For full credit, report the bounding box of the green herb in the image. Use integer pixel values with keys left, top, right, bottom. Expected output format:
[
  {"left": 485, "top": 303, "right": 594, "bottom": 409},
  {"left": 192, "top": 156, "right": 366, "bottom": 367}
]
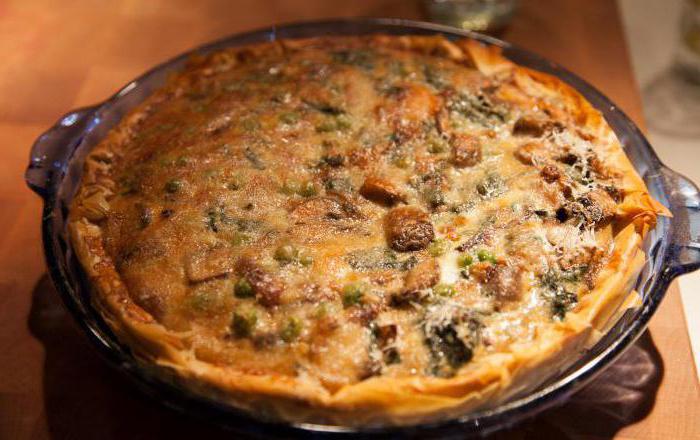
[
  {"left": 551, "top": 290, "right": 578, "bottom": 320},
  {"left": 447, "top": 92, "right": 508, "bottom": 125},
  {"left": 234, "top": 278, "right": 254, "bottom": 298},
  {"left": 539, "top": 267, "right": 586, "bottom": 320},
  {"left": 345, "top": 247, "right": 416, "bottom": 271},
  {"left": 423, "top": 308, "right": 482, "bottom": 377},
  {"left": 342, "top": 283, "right": 365, "bottom": 307},
  {"left": 331, "top": 50, "right": 375, "bottom": 70}
]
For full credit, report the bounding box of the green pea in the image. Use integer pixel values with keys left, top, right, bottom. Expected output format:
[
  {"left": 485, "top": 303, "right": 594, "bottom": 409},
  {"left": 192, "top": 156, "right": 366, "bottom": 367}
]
[
  {"left": 457, "top": 254, "right": 474, "bottom": 268},
  {"left": 280, "top": 317, "right": 302, "bottom": 342},
  {"left": 427, "top": 138, "right": 447, "bottom": 154},
  {"left": 315, "top": 302, "right": 328, "bottom": 319},
  {"left": 274, "top": 244, "right": 298, "bottom": 263},
  {"left": 335, "top": 114, "right": 352, "bottom": 130},
  {"left": 298, "top": 181, "right": 318, "bottom": 197},
  {"left": 280, "top": 179, "right": 301, "bottom": 195},
  {"left": 299, "top": 254, "right": 314, "bottom": 267},
  {"left": 392, "top": 155, "right": 411, "bottom": 169},
  {"left": 477, "top": 249, "right": 497, "bottom": 263},
  {"left": 433, "top": 283, "right": 456, "bottom": 297},
  {"left": 234, "top": 278, "right": 254, "bottom": 298},
  {"left": 230, "top": 232, "right": 250, "bottom": 246},
  {"left": 232, "top": 311, "right": 257, "bottom": 337},
  {"left": 165, "top": 179, "right": 182, "bottom": 193},
  {"left": 342, "top": 283, "right": 364, "bottom": 307},
  {"left": 428, "top": 239, "right": 449, "bottom": 257},
  {"left": 279, "top": 112, "right": 300, "bottom": 125}
]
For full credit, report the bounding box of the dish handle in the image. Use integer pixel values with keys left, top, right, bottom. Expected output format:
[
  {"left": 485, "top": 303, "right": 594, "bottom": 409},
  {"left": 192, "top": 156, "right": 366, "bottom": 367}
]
[
  {"left": 658, "top": 166, "right": 700, "bottom": 276},
  {"left": 25, "top": 106, "right": 98, "bottom": 199}
]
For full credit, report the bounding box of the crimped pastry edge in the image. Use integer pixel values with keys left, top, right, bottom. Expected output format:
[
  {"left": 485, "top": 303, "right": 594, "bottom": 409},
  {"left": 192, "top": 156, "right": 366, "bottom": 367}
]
[{"left": 67, "top": 35, "right": 667, "bottom": 427}]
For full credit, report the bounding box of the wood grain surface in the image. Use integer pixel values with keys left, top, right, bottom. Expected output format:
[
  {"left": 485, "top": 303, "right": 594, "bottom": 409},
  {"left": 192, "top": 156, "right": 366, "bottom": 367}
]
[{"left": 0, "top": 1, "right": 698, "bottom": 438}]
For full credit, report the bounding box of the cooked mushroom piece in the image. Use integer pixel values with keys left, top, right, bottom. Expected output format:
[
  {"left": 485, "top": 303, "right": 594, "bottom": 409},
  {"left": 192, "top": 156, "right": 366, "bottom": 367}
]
[
  {"left": 484, "top": 263, "right": 523, "bottom": 302},
  {"left": 385, "top": 206, "right": 435, "bottom": 252},
  {"left": 514, "top": 142, "right": 550, "bottom": 165},
  {"left": 235, "top": 257, "right": 284, "bottom": 307},
  {"left": 559, "top": 188, "right": 616, "bottom": 227},
  {"left": 359, "top": 176, "right": 405, "bottom": 206},
  {"left": 512, "top": 115, "right": 562, "bottom": 137},
  {"left": 540, "top": 164, "right": 561, "bottom": 183},
  {"left": 392, "top": 258, "right": 440, "bottom": 305},
  {"left": 451, "top": 134, "right": 482, "bottom": 167}
]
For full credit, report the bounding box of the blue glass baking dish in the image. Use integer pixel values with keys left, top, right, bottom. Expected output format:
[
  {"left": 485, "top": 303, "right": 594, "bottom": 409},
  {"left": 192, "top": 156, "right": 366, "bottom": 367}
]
[{"left": 24, "top": 18, "right": 700, "bottom": 438}]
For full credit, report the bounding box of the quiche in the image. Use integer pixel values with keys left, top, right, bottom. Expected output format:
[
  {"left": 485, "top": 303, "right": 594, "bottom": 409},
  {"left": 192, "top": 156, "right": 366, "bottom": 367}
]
[{"left": 68, "top": 35, "right": 667, "bottom": 426}]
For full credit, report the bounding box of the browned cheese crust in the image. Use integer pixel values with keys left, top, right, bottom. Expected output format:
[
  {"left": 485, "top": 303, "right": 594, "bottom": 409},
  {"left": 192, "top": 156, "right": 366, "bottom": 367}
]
[{"left": 68, "top": 35, "right": 668, "bottom": 426}]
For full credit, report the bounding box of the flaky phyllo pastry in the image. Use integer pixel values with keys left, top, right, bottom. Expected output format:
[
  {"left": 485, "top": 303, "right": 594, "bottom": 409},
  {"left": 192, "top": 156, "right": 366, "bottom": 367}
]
[{"left": 69, "top": 35, "right": 668, "bottom": 426}]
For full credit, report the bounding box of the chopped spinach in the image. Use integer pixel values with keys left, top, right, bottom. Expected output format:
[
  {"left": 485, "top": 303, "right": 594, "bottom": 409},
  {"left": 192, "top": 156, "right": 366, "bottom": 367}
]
[
  {"left": 476, "top": 174, "right": 506, "bottom": 199},
  {"left": 345, "top": 247, "right": 417, "bottom": 271},
  {"left": 332, "top": 50, "right": 375, "bottom": 70},
  {"left": 423, "top": 304, "right": 482, "bottom": 377},
  {"left": 539, "top": 266, "right": 587, "bottom": 319},
  {"left": 447, "top": 91, "right": 508, "bottom": 125}
]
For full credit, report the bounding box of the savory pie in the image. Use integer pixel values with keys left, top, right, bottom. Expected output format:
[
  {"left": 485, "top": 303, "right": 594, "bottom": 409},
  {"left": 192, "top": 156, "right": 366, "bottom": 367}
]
[{"left": 68, "top": 35, "right": 667, "bottom": 426}]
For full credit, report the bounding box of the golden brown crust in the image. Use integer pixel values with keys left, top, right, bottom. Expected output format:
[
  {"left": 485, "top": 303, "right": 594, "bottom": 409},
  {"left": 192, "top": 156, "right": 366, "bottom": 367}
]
[{"left": 68, "top": 35, "right": 666, "bottom": 426}]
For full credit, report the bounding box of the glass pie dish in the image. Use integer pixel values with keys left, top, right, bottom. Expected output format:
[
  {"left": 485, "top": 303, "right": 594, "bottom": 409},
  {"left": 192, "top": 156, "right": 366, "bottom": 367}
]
[{"left": 24, "top": 18, "right": 700, "bottom": 438}]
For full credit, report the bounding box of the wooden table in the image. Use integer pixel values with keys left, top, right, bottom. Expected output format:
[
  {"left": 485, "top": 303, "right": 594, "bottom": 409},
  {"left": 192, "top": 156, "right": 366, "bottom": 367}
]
[{"left": 0, "top": 1, "right": 698, "bottom": 438}]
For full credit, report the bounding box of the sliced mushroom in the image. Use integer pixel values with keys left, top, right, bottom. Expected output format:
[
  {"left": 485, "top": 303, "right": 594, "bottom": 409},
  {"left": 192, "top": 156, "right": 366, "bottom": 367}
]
[
  {"left": 235, "top": 256, "right": 284, "bottom": 307},
  {"left": 385, "top": 206, "right": 435, "bottom": 252},
  {"left": 514, "top": 142, "right": 550, "bottom": 166},
  {"left": 559, "top": 188, "right": 616, "bottom": 227},
  {"left": 484, "top": 263, "right": 523, "bottom": 302},
  {"left": 540, "top": 164, "right": 561, "bottom": 183},
  {"left": 392, "top": 258, "right": 440, "bottom": 305},
  {"left": 451, "top": 134, "right": 482, "bottom": 167},
  {"left": 359, "top": 176, "right": 406, "bottom": 206},
  {"left": 512, "top": 115, "right": 562, "bottom": 137}
]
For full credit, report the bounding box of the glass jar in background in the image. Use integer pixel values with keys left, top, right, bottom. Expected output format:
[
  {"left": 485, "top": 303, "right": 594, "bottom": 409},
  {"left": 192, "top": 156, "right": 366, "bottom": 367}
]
[
  {"left": 422, "top": 0, "right": 518, "bottom": 32},
  {"left": 644, "top": 0, "right": 700, "bottom": 137},
  {"left": 677, "top": 0, "right": 700, "bottom": 83}
]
